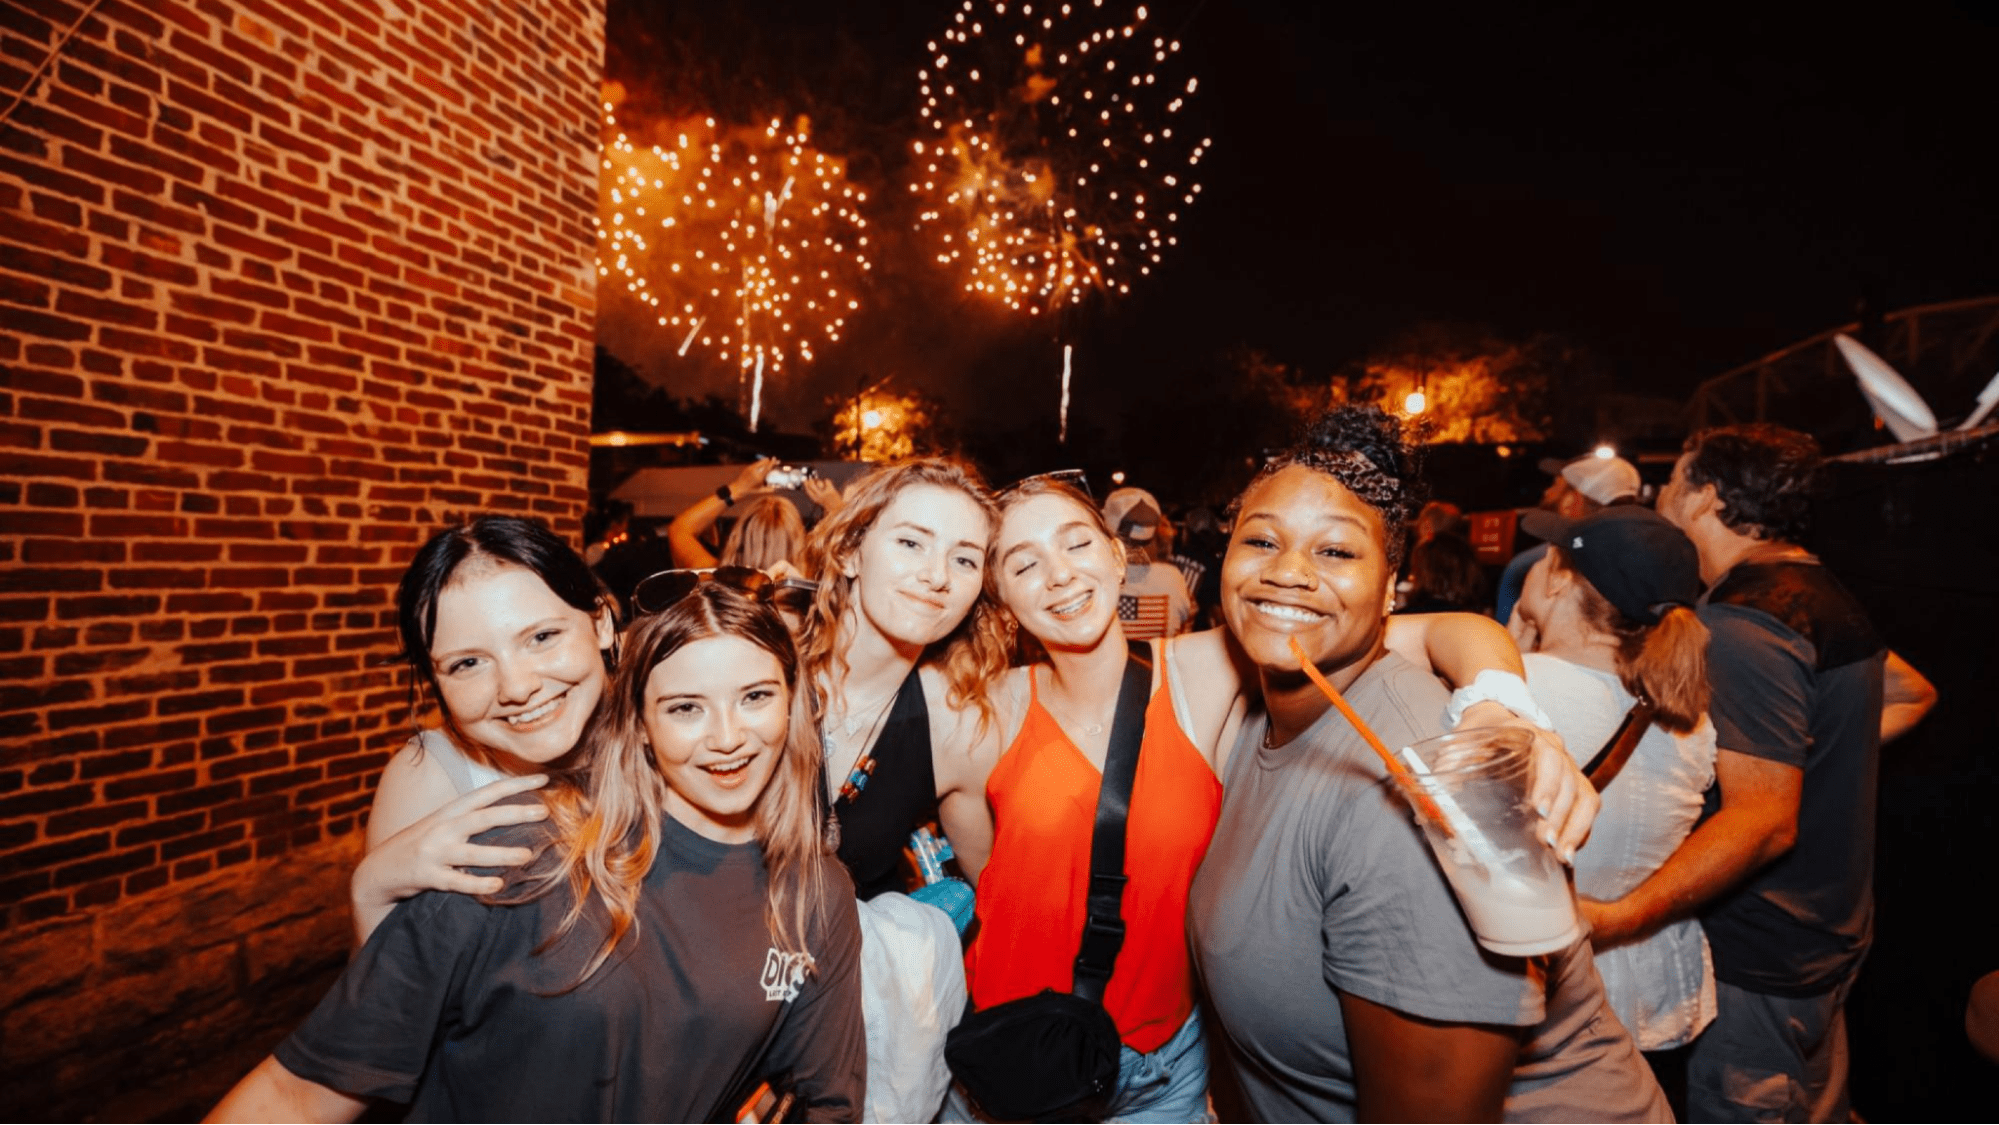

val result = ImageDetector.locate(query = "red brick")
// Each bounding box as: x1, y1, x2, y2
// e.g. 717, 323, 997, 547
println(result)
4, 245, 113, 290
101, 244, 200, 286
60, 145, 167, 196
47, 85, 151, 141
47, 800, 150, 837
55, 290, 159, 330
168, 180, 261, 229
28, 191, 83, 226
11, 101, 105, 150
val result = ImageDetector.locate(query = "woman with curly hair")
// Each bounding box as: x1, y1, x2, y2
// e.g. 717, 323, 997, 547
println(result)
1189, 405, 1667, 1122
795, 457, 1014, 896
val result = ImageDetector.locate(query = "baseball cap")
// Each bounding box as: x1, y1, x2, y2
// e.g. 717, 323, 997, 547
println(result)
1518, 505, 1700, 625
1102, 487, 1162, 543
1537, 452, 1641, 505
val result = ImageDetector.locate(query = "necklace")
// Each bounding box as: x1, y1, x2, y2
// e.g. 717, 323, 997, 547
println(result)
827, 678, 901, 739
1039, 668, 1116, 740
823, 680, 900, 804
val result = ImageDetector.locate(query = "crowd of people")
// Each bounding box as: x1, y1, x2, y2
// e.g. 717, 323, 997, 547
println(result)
201, 405, 1934, 1123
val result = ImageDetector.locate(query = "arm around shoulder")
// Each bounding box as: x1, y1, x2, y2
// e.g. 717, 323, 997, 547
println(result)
1385, 611, 1525, 686
350, 744, 547, 946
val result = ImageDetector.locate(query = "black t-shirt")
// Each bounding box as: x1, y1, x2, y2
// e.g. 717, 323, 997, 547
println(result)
275, 816, 865, 1122
1697, 561, 1885, 996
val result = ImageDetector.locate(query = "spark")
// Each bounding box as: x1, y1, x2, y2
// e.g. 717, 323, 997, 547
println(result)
909, 0, 1210, 315
598, 109, 871, 428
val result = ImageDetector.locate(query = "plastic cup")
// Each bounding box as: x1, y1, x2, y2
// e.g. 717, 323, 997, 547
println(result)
1389, 726, 1581, 957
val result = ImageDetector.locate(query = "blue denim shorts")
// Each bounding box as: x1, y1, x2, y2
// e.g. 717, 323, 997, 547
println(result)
943, 1008, 1212, 1123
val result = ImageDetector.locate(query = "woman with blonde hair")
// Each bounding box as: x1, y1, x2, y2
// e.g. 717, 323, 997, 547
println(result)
1511, 504, 1718, 1083
209, 579, 865, 1122
668, 457, 827, 573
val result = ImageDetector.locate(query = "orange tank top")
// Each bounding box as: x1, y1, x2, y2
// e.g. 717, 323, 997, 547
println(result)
964, 654, 1224, 1054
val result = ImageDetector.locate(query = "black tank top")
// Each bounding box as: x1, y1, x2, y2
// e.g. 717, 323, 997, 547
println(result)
831, 667, 938, 901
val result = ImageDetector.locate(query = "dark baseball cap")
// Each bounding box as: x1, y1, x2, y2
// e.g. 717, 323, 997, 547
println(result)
1519, 505, 1701, 625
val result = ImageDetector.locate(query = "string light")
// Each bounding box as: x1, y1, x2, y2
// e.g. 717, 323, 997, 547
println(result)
595, 106, 873, 426
909, 0, 1210, 314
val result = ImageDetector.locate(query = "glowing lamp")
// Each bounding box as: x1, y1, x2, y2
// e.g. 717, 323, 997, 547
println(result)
1111, 470, 1127, 485
1403, 389, 1427, 415
1594, 444, 1616, 459
861, 408, 884, 429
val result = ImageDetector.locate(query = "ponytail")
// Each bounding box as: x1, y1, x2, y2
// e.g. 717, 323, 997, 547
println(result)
1624, 605, 1709, 733
1552, 548, 1711, 734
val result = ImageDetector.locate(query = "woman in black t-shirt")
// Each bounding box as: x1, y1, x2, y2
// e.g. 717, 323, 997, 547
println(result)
209, 581, 865, 1122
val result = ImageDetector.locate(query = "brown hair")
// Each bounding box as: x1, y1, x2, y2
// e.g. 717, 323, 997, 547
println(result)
721, 494, 807, 571
1550, 546, 1710, 733
1681, 424, 1822, 543
495, 583, 830, 984
797, 457, 1011, 727
1407, 532, 1488, 611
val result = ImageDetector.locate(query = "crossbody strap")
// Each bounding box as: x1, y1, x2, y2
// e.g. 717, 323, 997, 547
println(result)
1070, 656, 1153, 1005
1584, 700, 1656, 791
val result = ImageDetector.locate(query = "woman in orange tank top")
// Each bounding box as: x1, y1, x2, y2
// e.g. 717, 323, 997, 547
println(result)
943, 477, 1594, 1122
947, 477, 1235, 1123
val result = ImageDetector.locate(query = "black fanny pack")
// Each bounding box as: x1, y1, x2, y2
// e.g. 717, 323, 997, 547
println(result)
944, 657, 1152, 1122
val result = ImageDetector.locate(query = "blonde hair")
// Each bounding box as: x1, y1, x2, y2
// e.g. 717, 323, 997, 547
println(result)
494, 584, 831, 984
1550, 547, 1711, 733
722, 494, 807, 571
989, 477, 1124, 664
797, 457, 1011, 727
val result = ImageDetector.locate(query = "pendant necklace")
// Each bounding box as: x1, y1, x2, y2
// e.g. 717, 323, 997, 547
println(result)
824, 678, 900, 804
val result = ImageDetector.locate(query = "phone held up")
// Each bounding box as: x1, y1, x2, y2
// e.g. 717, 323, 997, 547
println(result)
764, 464, 816, 490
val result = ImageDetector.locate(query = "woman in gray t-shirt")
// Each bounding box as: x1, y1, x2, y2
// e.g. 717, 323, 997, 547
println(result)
1187, 406, 1669, 1123
208, 580, 866, 1121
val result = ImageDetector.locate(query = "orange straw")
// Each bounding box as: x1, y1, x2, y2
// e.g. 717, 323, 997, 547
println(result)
1287, 636, 1453, 833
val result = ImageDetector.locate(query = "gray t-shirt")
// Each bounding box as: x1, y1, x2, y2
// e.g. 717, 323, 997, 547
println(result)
1697, 561, 1885, 996
276, 814, 866, 1121
1188, 653, 1667, 1123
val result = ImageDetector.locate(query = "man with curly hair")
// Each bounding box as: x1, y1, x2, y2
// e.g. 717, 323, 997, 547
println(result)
1579, 424, 1931, 1122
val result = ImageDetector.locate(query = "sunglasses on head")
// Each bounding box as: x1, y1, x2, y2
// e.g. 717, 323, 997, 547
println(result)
631, 566, 819, 617
1001, 468, 1092, 499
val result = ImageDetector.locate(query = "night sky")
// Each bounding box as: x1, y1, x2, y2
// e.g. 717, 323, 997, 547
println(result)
597, 0, 1999, 458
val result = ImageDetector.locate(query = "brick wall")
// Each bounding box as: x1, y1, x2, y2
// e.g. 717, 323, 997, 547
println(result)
0, 0, 605, 1105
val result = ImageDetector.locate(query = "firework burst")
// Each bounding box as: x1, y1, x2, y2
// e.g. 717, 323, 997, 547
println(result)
909, 0, 1210, 315
596, 106, 873, 428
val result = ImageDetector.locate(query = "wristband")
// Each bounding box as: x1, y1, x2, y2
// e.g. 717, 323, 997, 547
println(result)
1446, 669, 1556, 732
716, 485, 735, 506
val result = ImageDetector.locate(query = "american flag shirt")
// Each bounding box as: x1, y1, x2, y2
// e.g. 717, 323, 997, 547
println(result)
1117, 563, 1193, 640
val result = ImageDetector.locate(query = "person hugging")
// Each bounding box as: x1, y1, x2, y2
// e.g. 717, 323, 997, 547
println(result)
1187, 405, 1669, 1123
209, 576, 865, 1122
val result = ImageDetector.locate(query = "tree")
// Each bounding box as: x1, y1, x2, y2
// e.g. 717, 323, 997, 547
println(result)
1335, 324, 1604, 446
822, 382, 945, 462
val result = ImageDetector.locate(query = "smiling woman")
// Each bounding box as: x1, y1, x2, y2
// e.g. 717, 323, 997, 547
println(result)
206, 582, 866, 1123
347, 517, 621, 946
1188, 406, 1670, 1122
947, 478, 1228, 1123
